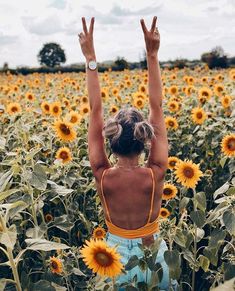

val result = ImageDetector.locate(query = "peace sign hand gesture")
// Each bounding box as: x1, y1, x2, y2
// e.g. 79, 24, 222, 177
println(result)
140, 16, 160, 57
78, 17, 96, 61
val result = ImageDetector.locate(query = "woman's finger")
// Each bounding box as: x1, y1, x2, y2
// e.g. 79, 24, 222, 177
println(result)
140, 19, 148, 34
82, 17, 88, 34
89, 17, 95, 35
150, 16, 157, 33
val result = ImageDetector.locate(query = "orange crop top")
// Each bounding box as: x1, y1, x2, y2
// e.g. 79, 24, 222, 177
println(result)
100, 167, 159, 239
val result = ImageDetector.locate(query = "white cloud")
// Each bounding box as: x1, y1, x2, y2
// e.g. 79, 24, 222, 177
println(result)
0, 0, 234, 68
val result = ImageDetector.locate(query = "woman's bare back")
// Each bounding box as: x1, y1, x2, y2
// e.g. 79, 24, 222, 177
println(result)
97, 167, 164, 230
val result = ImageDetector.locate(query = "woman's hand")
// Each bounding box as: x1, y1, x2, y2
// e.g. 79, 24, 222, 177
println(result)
78, 17, 96, 61
140, 16, 160, 57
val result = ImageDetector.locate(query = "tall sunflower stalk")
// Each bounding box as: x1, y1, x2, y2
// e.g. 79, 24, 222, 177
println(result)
0, 212, 22, 291
192, 187, 197, 291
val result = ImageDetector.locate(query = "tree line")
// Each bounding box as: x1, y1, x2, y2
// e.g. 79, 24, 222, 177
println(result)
1, 43, 235, 75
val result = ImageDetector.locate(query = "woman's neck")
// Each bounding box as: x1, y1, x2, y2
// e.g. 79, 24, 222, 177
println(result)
116, 155, 140, 167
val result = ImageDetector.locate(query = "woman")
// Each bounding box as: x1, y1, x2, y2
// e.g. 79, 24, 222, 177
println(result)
78, 16, 178, 290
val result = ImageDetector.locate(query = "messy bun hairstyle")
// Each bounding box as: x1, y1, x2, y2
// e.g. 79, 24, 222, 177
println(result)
103, 107, 154, 156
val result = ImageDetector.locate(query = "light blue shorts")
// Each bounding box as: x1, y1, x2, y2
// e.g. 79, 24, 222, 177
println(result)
105, 232, 179, 291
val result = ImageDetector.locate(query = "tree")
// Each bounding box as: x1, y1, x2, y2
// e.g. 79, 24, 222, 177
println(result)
201, 46, 228, 69
38, 43, 66, 67
114, 57, 129, 70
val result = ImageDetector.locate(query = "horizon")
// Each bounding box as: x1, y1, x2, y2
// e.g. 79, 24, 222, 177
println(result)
0, 0, 234, 69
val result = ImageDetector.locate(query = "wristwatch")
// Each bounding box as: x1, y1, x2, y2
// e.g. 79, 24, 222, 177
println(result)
87, 60, 97, 71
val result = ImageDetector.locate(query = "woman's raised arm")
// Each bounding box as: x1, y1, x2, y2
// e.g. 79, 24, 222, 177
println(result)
78, 17, 110, 180
140, 16, 168, 175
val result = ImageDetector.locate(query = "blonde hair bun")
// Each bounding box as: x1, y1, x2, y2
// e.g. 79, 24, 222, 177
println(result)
103, 118, 123, 143
134, 121, 154, 143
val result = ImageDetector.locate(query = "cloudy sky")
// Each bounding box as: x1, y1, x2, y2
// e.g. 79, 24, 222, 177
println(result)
0, 0, 234, 68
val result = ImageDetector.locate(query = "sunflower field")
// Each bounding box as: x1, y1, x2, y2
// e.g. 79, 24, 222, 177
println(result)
0, 66, 234, 291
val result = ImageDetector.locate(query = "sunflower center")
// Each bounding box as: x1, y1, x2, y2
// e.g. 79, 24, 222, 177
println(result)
53, 106, 59, 113
60, 151, 69, 160
228, 138, 235, 150
170, 103, 176, 108
51, 261, 59, 270
45, 105, 49, 111
71, 116, 78, 123
218, 87, 223, 92
161, 210, 167, 217
95, 251, 113, 267
169, 121, 174, 127
183, 166, 194, 178
196, 112, 203, 119
202, 91, 208, 97
60, 124, 71, 135
137, 100, 142, 106
163, 188, 173, 195
112, 108, 117, 113
101, 92, 106, 98
170, 161, 176, 166
12, 106, 18, 112
95, 230, 103, 236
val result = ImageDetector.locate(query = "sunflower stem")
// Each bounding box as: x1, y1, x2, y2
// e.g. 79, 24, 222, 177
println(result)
192, 188, 197, 291
0, 212, 22, 291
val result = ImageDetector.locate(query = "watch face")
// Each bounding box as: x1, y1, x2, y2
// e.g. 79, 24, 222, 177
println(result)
88, 60, 97, 70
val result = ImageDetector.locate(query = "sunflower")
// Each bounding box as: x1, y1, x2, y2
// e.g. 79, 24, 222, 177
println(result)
81, 96, 89, 104
139, 84, 147, 94
167, 100, 180, 112
165, 116, 179, 130
49, 256, 63, 274
168, 156, 180, 170
101, 88, 109, 102
80, 238, 124, 277
214, 84, 225, 96
169, 85, 178, 95
198, 87, 212, 101
229, 70, 235, 81
62, 98, 70, 108
162, 183, 178, 200
159, 208, 171, 218
201, 76, 208, 83
221, 95, 232, 108
26, 92, 35, 102
55, 147, 72, 164
80, 104, 90, 116
53, 120, 77, 142
50, 101, 62, 117
174, 159, 203, 188
66, 111, 82, 125
191, 107, 207, 125
92, 226, 106, 239
112, 87, 119, 96
6, 102, 22, 115
133, 98, 145, 109
41, 101, 51, 114
221, 134, 235, 157
109, 105, 119, 114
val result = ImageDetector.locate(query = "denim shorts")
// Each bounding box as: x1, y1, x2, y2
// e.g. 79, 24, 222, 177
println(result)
105, 232, 179, 291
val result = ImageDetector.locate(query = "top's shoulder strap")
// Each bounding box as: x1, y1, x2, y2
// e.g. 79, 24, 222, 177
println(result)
100, 168, 112, 223
146, 168, 155, 224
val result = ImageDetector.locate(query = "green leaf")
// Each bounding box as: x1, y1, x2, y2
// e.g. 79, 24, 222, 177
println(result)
194, 192, 206, 211
179, 197, 190, 212
213, 182, 230, 199
183, 249, 195, 265
196, 228, 205, 242
32, 280, 56, 291
0, 136, 6, 149
48, 180, 74, 196
226, 187, 235, 196
198, 255, 210, 272
219, 156, 227, 168
164, 250, 180, 268
0, 170, 13, 192
29, 163, 47, 191
222, 210, 235, 236
72, 267, 86, 276
223, 262, 235, 281
5, 201, 28, 222
53, 215, 74, 232
203, 247, 218, 266
190, 210, 206, 228
125, 255, 139, 271
25, 239, 70, 251
174, 228, 186, 247
0, 224, 17, 249
0, 188, 21, 203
